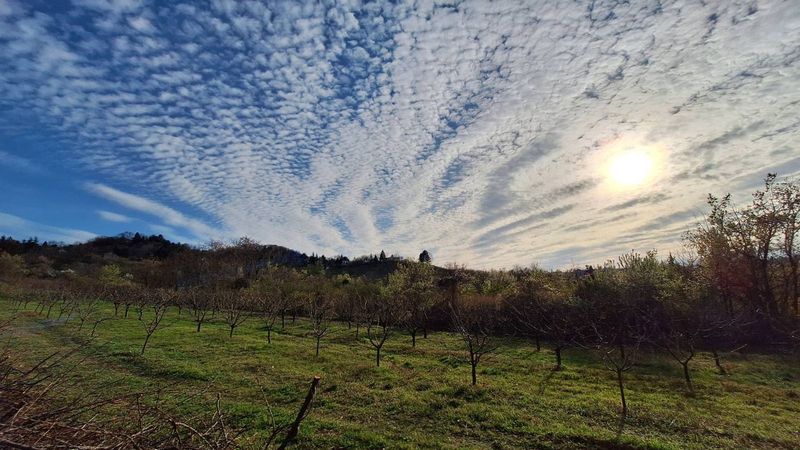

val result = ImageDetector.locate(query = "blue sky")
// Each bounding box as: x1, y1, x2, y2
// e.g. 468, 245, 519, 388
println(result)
1, 0, 799, 268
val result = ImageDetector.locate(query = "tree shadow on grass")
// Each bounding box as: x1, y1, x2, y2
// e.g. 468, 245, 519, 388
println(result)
537, 368, 557, 395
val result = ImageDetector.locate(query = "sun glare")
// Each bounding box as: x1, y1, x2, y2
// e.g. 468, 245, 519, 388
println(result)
609, 150, 654, 186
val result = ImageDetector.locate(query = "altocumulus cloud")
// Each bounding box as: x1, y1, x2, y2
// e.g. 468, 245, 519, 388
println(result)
0, 0, 799, 268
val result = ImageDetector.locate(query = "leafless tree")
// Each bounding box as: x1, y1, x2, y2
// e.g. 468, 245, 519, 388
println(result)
218, 289, 249, 338
139, 289, 171, 355
449, 294, 500, 386
75, 293, 101, 332
184, 287, 211, 332
55, 289, 76, 322
306, 279, 335, 358
508, 270, 578, 371
252, 280, 285, 344
365, 287, 398, 367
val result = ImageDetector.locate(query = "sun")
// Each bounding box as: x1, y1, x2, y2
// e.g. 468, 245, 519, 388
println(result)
608, 149, 654, 186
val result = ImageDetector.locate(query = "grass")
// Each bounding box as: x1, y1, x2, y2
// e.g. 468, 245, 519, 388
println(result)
2, 298, 799, 449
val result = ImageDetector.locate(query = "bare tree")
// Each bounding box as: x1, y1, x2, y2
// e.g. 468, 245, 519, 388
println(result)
98, 264, 131, 317
577, 252, 661, 416
508, 269, 578, 371
139, 289, 171, 355
55, 289, 77, 322
184, 287, 211, 332
365, 287, 398, 367
219, 289, 249, 338
252, 273, 286, 344
75, 292, 101, 332
306, 277, 335, 358
449, 294, 500, 386
38, 288, 64, 319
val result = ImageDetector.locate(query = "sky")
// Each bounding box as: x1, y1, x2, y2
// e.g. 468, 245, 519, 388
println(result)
1, 0, 799, 269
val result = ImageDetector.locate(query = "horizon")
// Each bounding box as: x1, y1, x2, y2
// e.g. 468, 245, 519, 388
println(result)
1, 1, 799, 270
0, 230, 617, 271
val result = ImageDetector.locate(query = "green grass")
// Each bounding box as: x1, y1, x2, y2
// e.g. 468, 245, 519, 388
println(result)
2, 298, 799, 449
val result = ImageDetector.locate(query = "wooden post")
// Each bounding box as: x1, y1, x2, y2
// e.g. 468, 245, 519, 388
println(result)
279, 376, 320, 449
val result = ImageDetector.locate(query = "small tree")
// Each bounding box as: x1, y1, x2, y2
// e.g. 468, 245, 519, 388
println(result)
508, 269, 578, 370
365, 287, 398, 367
219, 289, 249, 338
578, 253, 661, 416
74, 291, 101, 332
306, 277, 334, 357
99, 264, 131, 316
139, 289, 171, 355
449, 294, 500, 386
182, 287, 210, 332
252, 271, 286, 344
387, 261, 436, 347
55, 289, 77, 321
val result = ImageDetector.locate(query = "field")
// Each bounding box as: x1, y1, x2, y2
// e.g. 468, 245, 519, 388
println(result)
2, 298, 799, 449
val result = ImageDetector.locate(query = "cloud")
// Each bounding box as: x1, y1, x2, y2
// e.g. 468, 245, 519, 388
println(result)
97, 210, 132, 223
0, 0, 798, 268
0, 150, 44, 174
85, 183, 218, 240
0, 212, 96, 243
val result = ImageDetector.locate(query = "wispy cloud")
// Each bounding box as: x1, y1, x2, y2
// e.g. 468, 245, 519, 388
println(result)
0, 1, 798, 267
0, 212, 96, 243
0, 150, 44, 174
85, 183, 218, 240
97, 210, 132, 223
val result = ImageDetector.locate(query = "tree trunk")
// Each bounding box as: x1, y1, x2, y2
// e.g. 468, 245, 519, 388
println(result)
554, 346, 562, 371
411, 330, 416, 348
267, 328, 272, 344
196, 320, 202, 332
376, 346, 381, 367
617, 369, 627, 416
471, 359, 477, 386
315, 337, 321, 357
423, 327, 428, 339
124, 304, 130, 318
712, 349, 727, 375
229, 326, 235, 338
682, 361, 693, 392
355, 323, 360, 339
141, 334, 152, 355
278, 376, 320, 449
791, 259, 799, 315
535, 335, 541, 352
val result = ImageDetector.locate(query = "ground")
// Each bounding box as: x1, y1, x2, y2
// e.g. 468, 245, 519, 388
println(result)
1, 298, 799, 449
